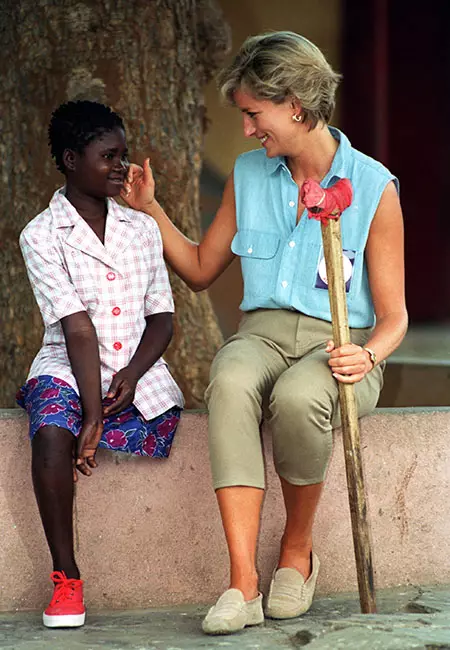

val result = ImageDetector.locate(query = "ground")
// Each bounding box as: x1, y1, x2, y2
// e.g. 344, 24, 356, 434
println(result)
1, 586, 450, 649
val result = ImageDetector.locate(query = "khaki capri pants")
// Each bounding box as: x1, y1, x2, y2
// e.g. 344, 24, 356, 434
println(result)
205, 309, 383, 489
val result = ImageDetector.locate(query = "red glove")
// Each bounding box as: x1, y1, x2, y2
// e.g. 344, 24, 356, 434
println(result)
301, 178, 353, 225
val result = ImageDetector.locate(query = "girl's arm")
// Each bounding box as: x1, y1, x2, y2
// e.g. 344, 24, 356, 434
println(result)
61, 311, 104, 476
122, 159, 237, 291
103, 312, 173, 416
328, 181, 408, 382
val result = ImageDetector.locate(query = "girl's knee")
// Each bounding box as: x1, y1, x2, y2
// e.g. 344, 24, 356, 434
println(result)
32, 425, 74, 456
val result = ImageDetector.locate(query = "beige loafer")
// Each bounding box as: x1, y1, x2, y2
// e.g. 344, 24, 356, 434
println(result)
265, 552, 320, 619
202, 588, 264, 635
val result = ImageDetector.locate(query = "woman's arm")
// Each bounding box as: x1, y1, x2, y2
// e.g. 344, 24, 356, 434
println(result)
123, 159, 236, 291
328, 181, 408, 382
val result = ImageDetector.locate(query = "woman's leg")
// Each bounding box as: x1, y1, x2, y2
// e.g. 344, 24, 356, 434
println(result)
216, 486, 264, 599
269, 345, 383, 576
205, 327, 288, 599
32, 425, 79, 579
278, 479, 323, 579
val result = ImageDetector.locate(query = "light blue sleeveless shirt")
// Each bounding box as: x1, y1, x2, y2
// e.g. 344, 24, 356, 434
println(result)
231, 127, 398, 328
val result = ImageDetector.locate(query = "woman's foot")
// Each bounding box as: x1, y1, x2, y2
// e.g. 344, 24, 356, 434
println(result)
265, 552, 320, 620
202, 589, 264, 635
278, 546, 312, 581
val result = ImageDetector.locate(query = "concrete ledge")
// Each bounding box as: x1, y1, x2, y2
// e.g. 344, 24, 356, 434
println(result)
1, 408, 450, 612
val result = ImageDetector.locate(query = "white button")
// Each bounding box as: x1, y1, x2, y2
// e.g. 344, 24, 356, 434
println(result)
247, 247, 253, 254
281, 280, 288, 288
289, 241, 296, 248
289, 201, 295, 207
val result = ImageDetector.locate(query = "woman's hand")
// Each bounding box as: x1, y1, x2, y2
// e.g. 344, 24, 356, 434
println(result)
326, 340, 373, 383
121, 158, 155, 213
102, 367, 138, 417
75, 417, 104, 480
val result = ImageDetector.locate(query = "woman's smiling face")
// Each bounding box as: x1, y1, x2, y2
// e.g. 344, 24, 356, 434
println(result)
233, 87, 302, 158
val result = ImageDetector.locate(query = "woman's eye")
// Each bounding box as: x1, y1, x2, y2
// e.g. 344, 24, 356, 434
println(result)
247, 112, 257, 118
103, 153, 114, 159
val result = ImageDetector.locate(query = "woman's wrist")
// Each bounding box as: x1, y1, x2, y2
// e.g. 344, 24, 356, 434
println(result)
363, 346, 377, 369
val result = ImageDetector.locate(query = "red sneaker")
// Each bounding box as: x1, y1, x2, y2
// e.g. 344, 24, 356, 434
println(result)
43, 571, 86, 628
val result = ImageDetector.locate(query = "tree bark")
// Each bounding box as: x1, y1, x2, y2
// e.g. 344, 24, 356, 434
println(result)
0, 0, 230, 407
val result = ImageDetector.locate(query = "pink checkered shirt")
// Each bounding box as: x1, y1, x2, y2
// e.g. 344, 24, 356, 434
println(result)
19, 188, 184, 420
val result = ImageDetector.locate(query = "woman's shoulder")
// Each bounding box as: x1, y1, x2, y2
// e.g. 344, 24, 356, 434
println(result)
236, 148, 266, 162
234, 148, 270, 177
351, 148, 394, 180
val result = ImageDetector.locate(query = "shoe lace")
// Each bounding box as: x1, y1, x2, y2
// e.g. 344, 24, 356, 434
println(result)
49, 571, 80, 606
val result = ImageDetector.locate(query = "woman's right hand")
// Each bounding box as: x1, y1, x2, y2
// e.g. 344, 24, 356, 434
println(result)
74, 417, 104, 481
121, 158, 155, 213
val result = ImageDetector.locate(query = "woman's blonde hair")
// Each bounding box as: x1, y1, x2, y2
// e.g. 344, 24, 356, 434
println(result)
218, 31, 342, 129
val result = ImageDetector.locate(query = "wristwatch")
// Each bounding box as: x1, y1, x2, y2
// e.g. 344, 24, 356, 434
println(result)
363, 347, 377, 368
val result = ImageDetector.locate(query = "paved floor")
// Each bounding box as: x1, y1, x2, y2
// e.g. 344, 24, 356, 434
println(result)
1, 586, 450, 650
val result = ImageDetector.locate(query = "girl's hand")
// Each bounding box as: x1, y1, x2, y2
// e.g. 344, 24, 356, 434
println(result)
121, 158, 155, 213
326, 340, 373, 383
103, 367, 138, 417
75, 418, 103, 480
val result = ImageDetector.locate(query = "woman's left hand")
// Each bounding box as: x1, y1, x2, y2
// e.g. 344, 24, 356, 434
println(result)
326, 340, 373, 383
121, 158, 156, 213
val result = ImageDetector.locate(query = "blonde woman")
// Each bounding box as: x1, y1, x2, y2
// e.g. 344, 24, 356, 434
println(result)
124, 31, 407, 635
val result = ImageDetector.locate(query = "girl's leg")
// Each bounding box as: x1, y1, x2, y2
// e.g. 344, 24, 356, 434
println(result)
32, 425, 79, 579
216, 486, 264, 600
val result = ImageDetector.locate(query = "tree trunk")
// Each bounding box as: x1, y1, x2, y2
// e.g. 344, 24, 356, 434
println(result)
0, 0, 230, 407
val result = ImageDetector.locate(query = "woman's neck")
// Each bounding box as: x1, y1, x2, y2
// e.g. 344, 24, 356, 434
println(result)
286, 124, 339, 185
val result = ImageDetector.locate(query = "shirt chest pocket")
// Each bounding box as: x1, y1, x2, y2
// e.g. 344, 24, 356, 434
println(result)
231, 229, 280, 296
231, 229, 280, 259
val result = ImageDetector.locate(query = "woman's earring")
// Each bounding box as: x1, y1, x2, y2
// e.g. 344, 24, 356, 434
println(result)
292, 114, 302, 123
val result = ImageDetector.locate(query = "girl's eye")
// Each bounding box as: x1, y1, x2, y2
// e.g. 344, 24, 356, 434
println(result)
103, 153, 114, 160
247, 112, 257, 118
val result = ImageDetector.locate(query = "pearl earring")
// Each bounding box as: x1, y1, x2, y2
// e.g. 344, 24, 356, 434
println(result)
292, 114, 302, 123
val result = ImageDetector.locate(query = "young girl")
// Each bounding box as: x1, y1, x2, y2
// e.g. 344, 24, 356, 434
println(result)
17, 100, 184, 628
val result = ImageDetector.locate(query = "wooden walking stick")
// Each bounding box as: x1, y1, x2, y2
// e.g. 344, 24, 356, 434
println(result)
301, 178, 377, 614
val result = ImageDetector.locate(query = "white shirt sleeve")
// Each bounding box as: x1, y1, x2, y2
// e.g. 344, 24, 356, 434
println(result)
142, 218, 175, 317
20, 228, 86, 326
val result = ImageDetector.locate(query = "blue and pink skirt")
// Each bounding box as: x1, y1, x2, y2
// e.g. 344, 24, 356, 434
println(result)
16, 375, 181, 458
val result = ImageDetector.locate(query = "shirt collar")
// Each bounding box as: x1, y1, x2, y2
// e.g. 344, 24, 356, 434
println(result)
264, 126, 351, 183
49, 187, 132, 227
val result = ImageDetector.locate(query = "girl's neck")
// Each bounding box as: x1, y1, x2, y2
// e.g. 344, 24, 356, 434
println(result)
286, 124, 339, 185
65, 185, 107, 223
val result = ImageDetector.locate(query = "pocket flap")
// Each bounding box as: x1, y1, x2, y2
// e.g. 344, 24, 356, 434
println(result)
231, 229, 280, 259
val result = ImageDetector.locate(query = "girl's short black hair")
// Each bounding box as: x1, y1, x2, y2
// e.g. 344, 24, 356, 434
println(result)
48, 100, 125, 173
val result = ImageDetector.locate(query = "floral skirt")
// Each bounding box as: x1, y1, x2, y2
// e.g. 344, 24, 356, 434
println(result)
16, 375, 181, 458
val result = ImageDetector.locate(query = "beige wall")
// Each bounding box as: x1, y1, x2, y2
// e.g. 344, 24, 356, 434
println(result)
204, 0, 343, 177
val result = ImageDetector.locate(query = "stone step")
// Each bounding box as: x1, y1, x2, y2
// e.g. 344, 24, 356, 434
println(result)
1, 408, 449, 613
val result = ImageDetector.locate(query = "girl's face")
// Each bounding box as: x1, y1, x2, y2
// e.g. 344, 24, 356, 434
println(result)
67, 127, 129, 198
233, 88, 302, 158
